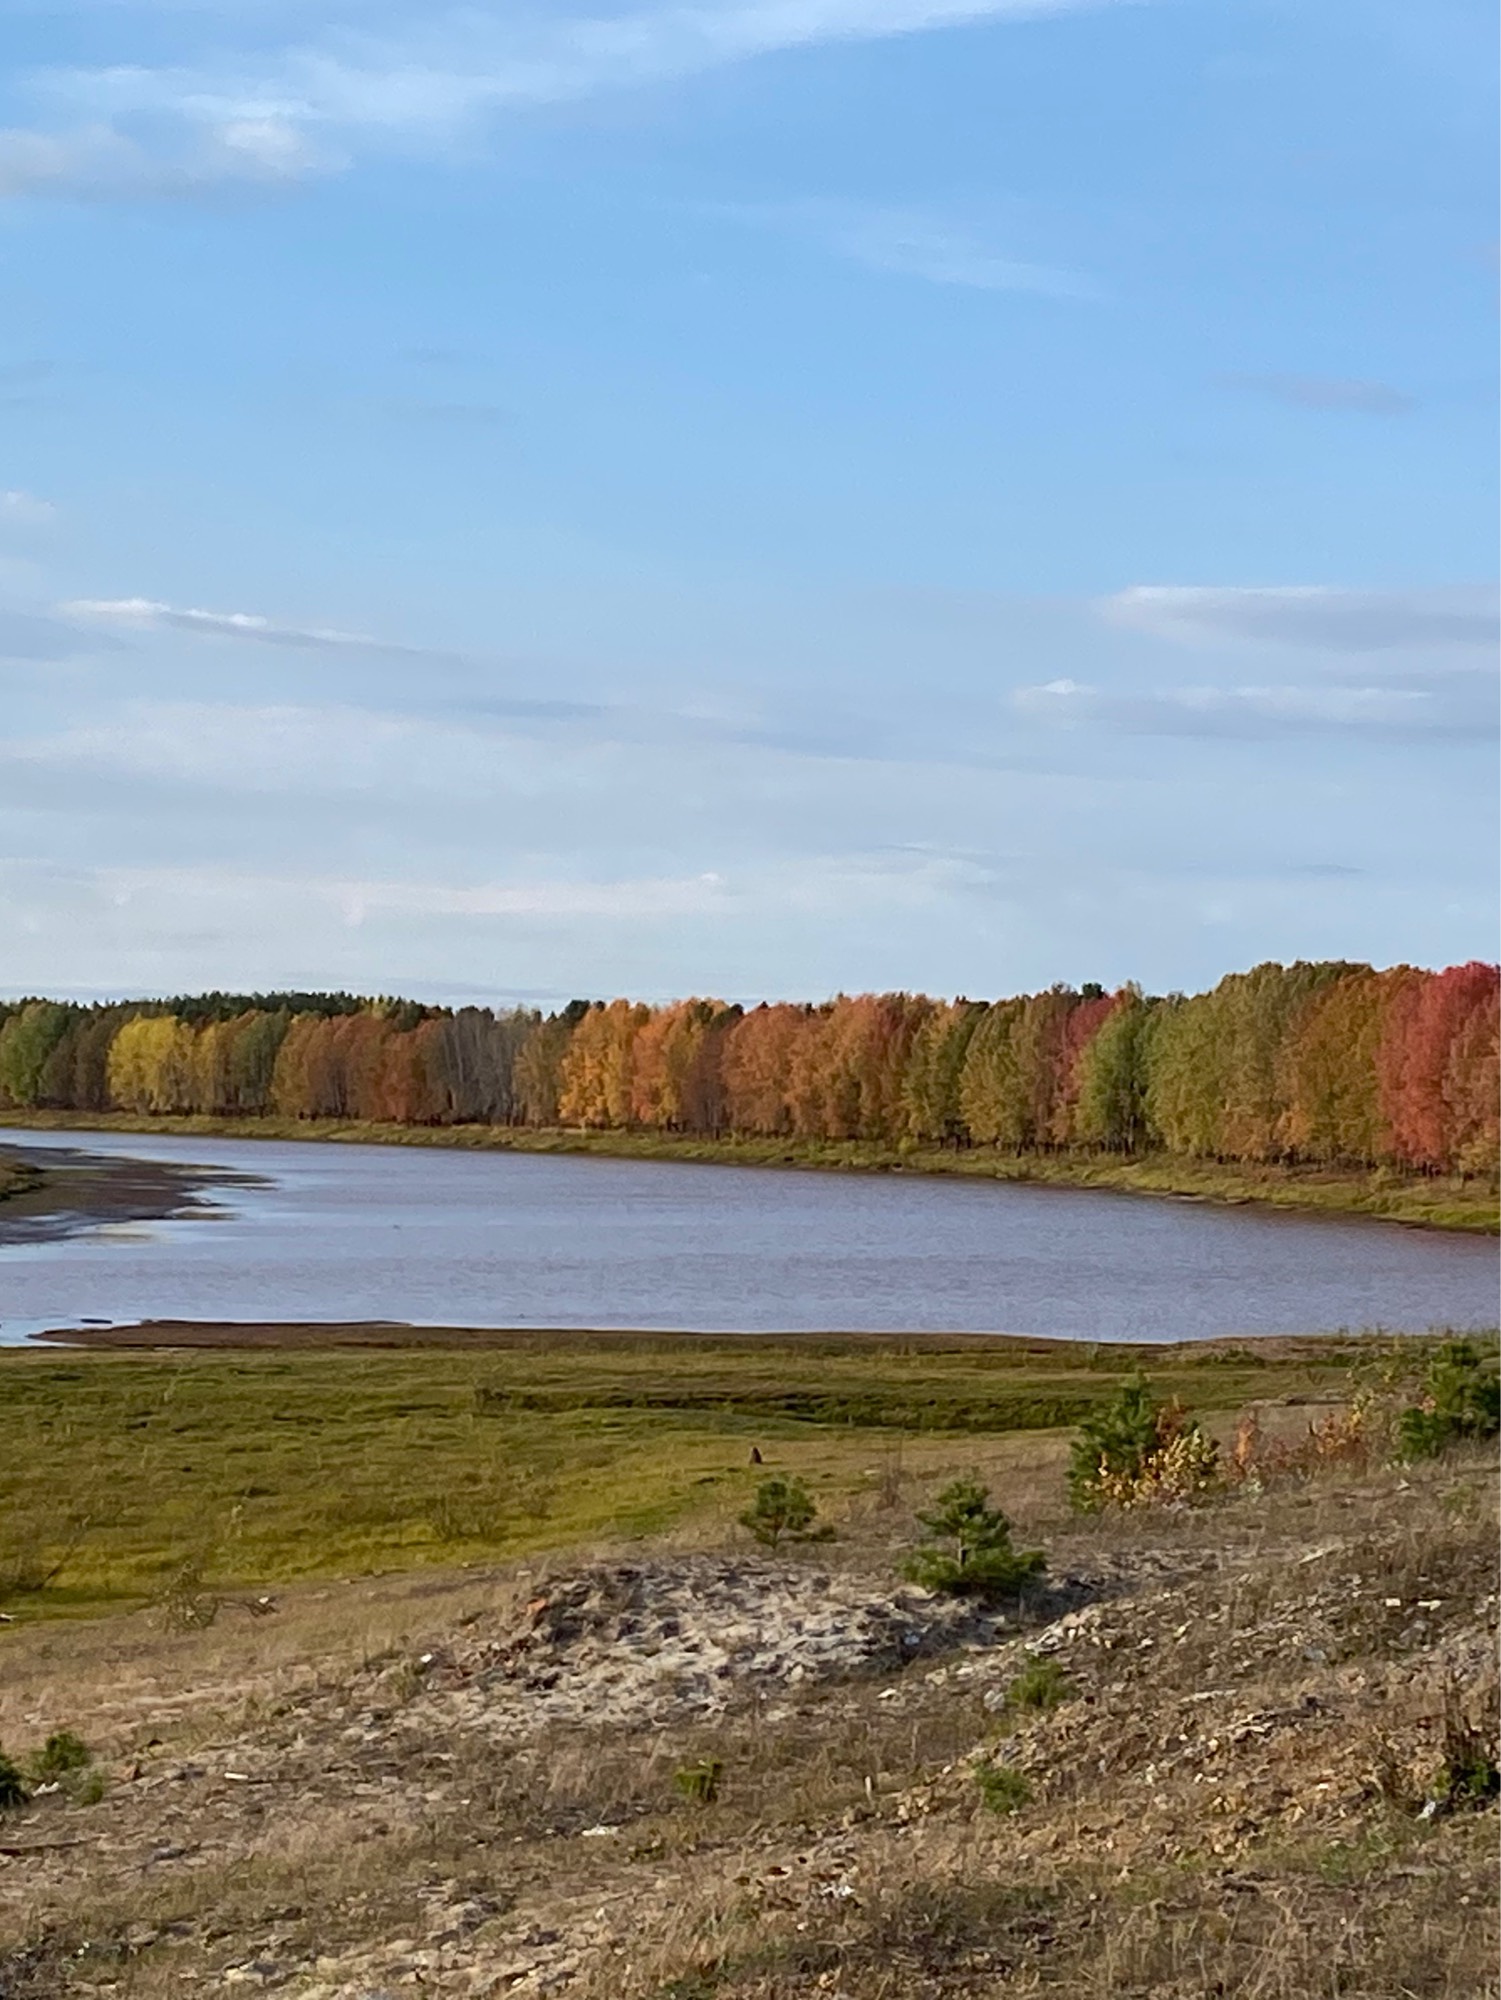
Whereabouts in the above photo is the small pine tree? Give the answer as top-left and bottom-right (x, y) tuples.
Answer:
(1069, 1375), (1218, 1511)
(738, 1476), (817, 1551)
(901, 1478), (1044, 1599)
(1067, 1375), (1160, 1508)
(1397, 1340), (1501, 1461)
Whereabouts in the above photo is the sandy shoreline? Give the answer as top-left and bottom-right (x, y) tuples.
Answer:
(21, 1320), (1395, 1364)
(0, 1140), (255, 1247)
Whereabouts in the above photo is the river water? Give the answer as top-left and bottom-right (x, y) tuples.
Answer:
(0, 1127), (1495, 1344)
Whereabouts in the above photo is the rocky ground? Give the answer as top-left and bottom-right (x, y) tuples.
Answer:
(0, 1450), (1496, 1999)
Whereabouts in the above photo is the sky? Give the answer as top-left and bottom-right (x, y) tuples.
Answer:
(0, 0), (1495, 1008)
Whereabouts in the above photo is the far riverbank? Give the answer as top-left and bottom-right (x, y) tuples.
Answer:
(0, 1108), (1494, 1232)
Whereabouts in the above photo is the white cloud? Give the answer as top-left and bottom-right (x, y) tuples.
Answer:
(61, 595), (451, 657)
(7, 0), (1107, 195)
(0, 488), (57, 526)
(1101, 585), (1500, 653)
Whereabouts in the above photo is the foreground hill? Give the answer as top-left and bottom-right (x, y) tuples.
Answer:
(0, 1333), (1495, 1997)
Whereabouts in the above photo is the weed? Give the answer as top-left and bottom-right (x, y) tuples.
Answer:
(973, 1760), (1031, 1814)
(673, 1757), (724, 1805)
(153, 1555), (221, 1633)
(1433, 1681), (1501, 1813)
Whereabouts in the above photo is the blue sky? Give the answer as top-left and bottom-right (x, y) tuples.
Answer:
(0, 0), (1495, 1006)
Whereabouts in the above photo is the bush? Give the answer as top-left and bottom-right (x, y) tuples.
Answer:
(0, 1754), (27, 1811)
(1002, 1656), (1074, 1714)
(1227, 1403), (1374, 1488)
(973, 1761), (1031, 1814)
(1396, 1340), (1501, 1462)
(1069, 1376), (1218, 1511)
(31, 1731), (90, 1782)
(902, 1478), (1044, 1599)
(739, 1476), (818, 1551)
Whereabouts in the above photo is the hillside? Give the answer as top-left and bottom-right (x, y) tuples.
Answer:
(0, 1335), (1495, 1998)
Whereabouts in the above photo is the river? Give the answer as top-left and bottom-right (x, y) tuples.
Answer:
(0, 1126), (1495, 1344)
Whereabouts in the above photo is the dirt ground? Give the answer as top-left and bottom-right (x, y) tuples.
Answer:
(0, 1440), (1496, 1999)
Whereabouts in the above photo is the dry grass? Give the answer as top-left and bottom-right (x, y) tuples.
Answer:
(0, 1410), (1495, 1999)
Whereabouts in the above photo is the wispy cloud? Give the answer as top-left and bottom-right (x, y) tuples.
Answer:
(61, 595), (457, 659)
(1012, 675), (1485, 740)
(0, 489), (56, 526)
(0, 118), (332, 199)
(7, 0), (1108, 196)
(724, 198), (1095, 297)
(1101, 585), (1500, 653)
(1217, 372), (1416, 416)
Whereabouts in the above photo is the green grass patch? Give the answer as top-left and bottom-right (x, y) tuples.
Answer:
(0, 1332), (1403, 1620)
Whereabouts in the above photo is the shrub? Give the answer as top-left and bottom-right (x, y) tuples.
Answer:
(1396, 1340), (1501, 1462)
(738, 1476), (818, 1551)
(31, 1731), (90, 1782)
(0, 1754), (27, 1811)
(1069, 1376), (1218, 1511)
(902, 1478), (1044, 1599)
(1227, 1403), (1375, 1488)
(973, 1761), (1031, 1814)
(674, 1757), (723, 1805)
(1002, 1656), (1074, 1714)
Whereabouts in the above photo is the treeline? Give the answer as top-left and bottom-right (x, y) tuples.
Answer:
(0, 961), (1496, 1177)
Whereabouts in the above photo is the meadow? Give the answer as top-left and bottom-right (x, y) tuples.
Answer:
(0, 1328), (1448, 1618)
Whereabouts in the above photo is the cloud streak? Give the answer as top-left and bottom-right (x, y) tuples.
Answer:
(724, 198), (1095, 297)
(1012, 675), (1489, 741)
(1101, 585), (1500, 653)
(61, 595), (458, 660)
(7, 0), (1108, 196)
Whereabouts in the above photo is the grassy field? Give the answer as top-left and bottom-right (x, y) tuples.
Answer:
(0, 1328), (1454, 1619)
(3, 1107), (1496, 1230)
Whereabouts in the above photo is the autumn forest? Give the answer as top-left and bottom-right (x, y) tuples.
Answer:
(0, 961), (1495, 1181)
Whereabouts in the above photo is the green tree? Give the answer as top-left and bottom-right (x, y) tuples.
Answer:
(0, 1001), (76, 1108)
(902, 1478), (1044, 1598)
(1074, 987), (1157, 1152)
(738, 1476), (818, 1550)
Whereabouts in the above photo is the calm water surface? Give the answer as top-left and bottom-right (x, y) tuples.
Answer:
(1, 1127), (1496, 1343)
